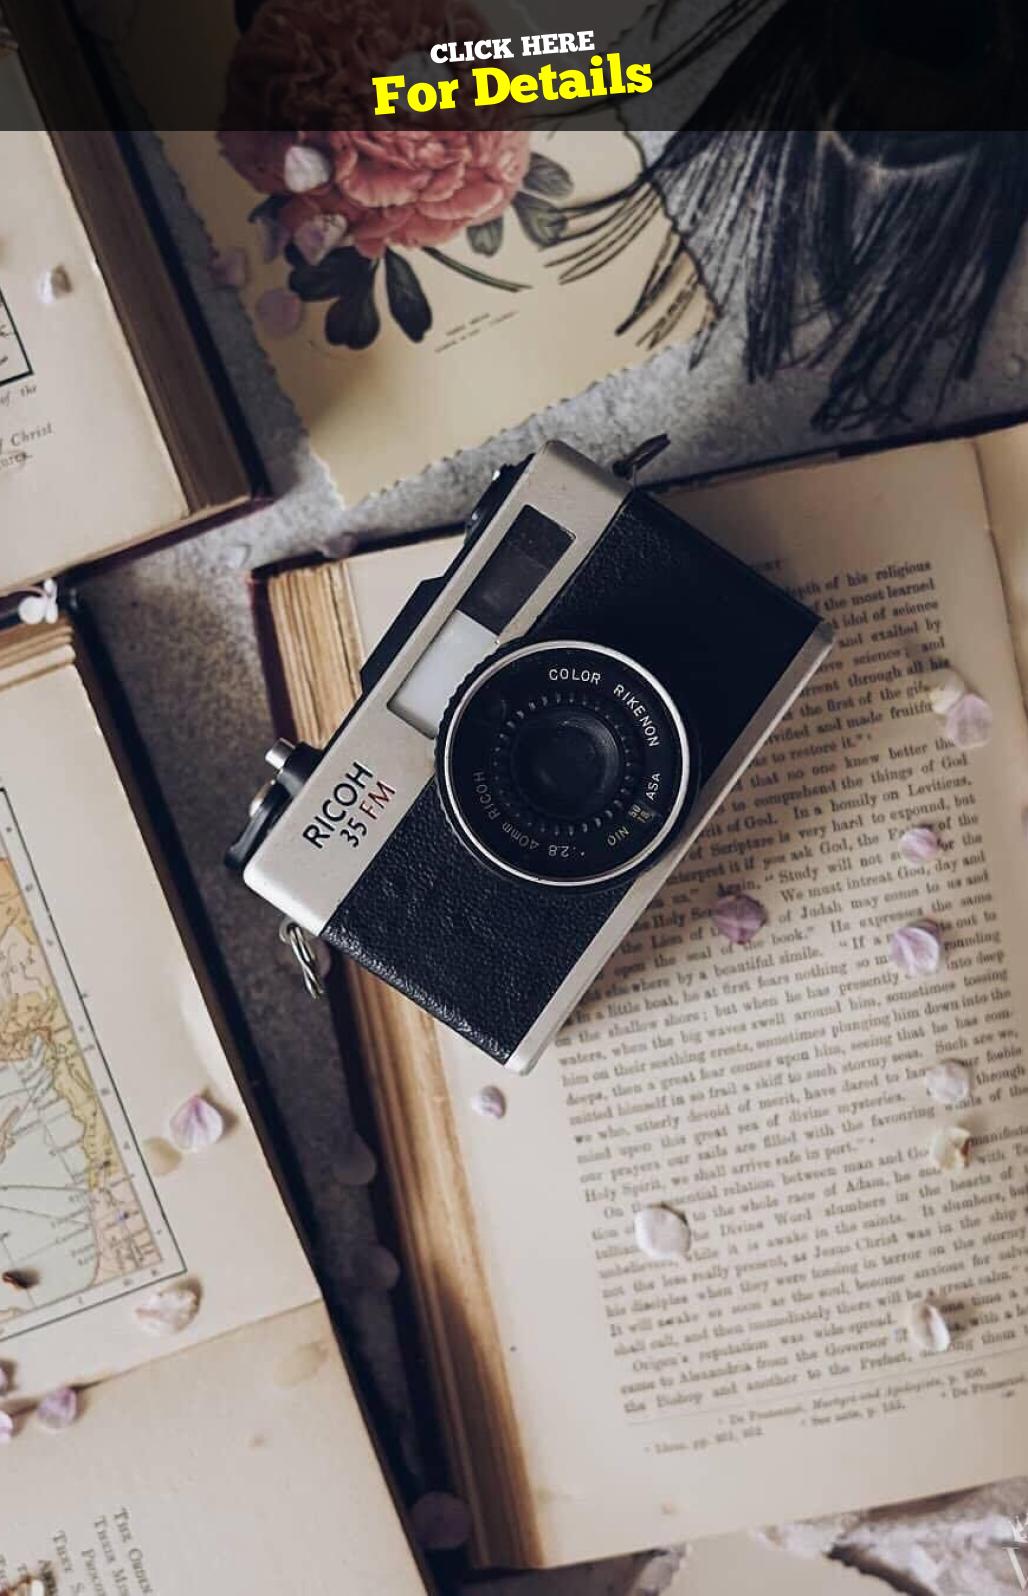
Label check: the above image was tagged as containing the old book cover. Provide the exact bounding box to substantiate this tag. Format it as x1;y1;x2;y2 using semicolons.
255;426;1028;1566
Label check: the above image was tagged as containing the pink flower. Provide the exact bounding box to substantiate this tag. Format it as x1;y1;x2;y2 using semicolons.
222;129;530;258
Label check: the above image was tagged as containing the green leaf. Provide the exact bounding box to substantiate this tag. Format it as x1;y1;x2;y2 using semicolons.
385;251;432;343
512;192;568;247
467;219;503;257
324;262;380;349
522;151;574;199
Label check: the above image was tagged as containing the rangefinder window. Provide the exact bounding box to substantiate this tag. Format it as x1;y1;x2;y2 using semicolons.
458;507;573;634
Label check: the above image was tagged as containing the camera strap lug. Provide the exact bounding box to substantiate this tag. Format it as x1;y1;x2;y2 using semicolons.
612;434;670;482
279;918;327;1001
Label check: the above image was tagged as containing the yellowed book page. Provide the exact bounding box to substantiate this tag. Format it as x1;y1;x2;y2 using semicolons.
680;1537;879;1595
142;113;703;504
0;645;316;1397
0;56;187;591
342;440;1028;1563
975;423;1028;702
1;1300;428;1596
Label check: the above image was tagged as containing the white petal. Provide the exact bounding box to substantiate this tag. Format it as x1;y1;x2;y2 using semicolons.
888;920;942;977
0;1410;13;1444
471;1085;507;1120
337;1130;377;1186
924;1059;971;1107
36;1385;78;1430
903;1298;951;1354
210;245;250;289
629;1549;686;1596
711;893;767;945
17;594;46;625
929;1124;971;1171
37;265;72;303
926;667;966;716
899;826;940;864
255;287;304;338
134;1283;200;1336
409;1491;472;1551
283;143;333;193
635;1205;691;1261
169;1094;224;1152
945;692;992;750
294;213;349;265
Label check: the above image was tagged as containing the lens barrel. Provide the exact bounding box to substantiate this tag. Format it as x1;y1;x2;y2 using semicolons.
438;641;690;887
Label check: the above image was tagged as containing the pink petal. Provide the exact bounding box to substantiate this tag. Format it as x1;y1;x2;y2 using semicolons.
0;1410;13;1444
889;921;942;977
210;246;250;289
899;826;940;864
255;288;303;339
337;1130;377;1186
410;1491;472;1551
293;213;349;265
169;1094;224;1153
471;1085;506;1120
711;893;767;945
37;1386;78;1431
944;693;992;750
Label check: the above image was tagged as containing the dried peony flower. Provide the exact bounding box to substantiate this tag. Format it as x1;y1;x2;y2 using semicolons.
409;1490;472;1551
351;1243;400;1293
210;246;250;288
134;1283;200;1337
293;213;350;266
0;1410;13;1444
36;1386;78;1430
635;1205;691;1262
944;692;992;751
337;1130;377;1186
924;1058;971;1107
903;1297;951;1354
926;667;966;716
929;1124;971;1171
888;920;942;977
37;265;72;303
471;1085;507;1120
711;893;767;946
169;1094;225;1153
283;143;333;193
899;826;940;864
255;286;304;338
629;1548;686;1596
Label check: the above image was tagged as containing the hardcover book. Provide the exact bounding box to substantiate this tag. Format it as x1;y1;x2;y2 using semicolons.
253;423;1028;1571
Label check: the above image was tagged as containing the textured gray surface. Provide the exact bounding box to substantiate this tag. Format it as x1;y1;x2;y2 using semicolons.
77;133;1028;1594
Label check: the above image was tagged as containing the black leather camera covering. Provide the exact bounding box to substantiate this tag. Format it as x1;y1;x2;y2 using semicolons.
322;491;822;1062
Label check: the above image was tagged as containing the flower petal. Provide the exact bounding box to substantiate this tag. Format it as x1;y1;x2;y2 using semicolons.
284;143;333;193
210;246;250;288
888;920;942;977
944;692;992;750
17;594;47;625
471;1085;507;1120
899;826;940;864
711;893;767;945
629;1549;686;1596
37;1386;78;1430
926;667;966;716
134;1283;200;1337
929;1124;971;1171
294;213;350;266
903;1298;951;1353
255;287;304;338
635;1205;691;1261
169;1094;224;1153
410;1491;472;1551
924;1059;971;1106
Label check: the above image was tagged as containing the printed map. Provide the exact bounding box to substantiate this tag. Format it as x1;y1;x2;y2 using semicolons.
0;792;180;1338
0;284;31;389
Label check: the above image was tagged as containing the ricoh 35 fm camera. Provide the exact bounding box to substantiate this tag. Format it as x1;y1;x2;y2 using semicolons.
229;443;832;1073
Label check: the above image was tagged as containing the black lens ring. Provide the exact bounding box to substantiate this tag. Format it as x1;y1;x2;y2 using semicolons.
437;640;691;888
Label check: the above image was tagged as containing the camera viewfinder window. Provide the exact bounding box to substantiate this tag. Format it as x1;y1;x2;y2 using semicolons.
458;507;573;635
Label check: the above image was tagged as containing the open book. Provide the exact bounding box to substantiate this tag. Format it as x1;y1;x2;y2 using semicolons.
0;621;426;1595
0;20;251;595
255;425;1028;1568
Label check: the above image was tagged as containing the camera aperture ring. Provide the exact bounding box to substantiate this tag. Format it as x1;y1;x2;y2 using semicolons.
437;639;691;888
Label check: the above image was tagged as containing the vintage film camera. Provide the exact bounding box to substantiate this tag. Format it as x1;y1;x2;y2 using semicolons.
229;443;832;1072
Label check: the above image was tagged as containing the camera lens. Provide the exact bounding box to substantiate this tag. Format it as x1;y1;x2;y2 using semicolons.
438;641;691;887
